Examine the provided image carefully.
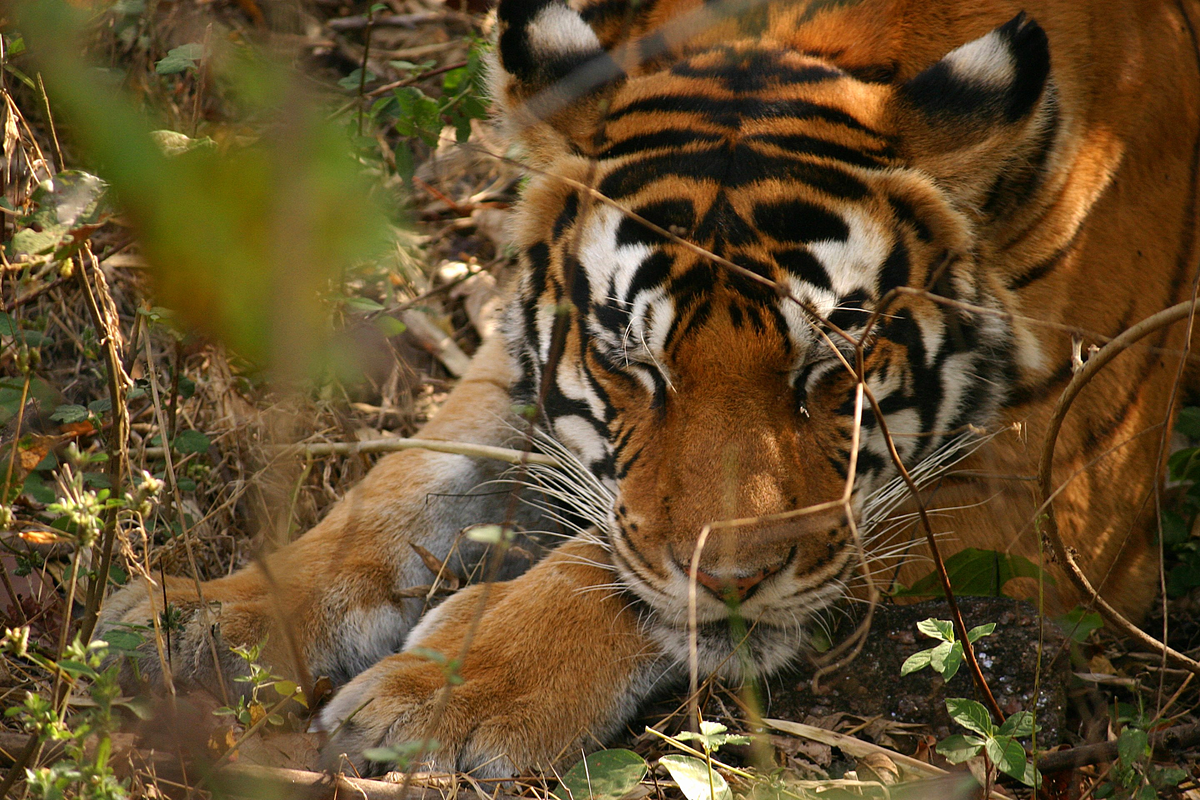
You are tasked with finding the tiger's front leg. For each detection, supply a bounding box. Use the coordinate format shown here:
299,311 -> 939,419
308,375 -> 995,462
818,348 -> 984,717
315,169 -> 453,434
99,336 -> 540,692
320,538 -> 673,778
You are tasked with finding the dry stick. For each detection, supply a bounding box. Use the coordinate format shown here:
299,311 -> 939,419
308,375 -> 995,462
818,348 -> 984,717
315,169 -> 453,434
76,246 -> 131,645
1036,299 -> 1200,677
142,333 -> 235,704
3,274 -> 71,312
365,60 -> 468,99
144,437 -> 560,467
356,5 -> 376,137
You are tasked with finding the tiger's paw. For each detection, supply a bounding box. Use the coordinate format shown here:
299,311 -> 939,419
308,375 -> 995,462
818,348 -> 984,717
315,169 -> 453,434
318,545 -> 662,778
318,650 -> 534,779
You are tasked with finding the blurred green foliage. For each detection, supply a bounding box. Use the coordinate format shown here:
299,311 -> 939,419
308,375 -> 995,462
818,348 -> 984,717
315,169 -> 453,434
20,0 -> 398,374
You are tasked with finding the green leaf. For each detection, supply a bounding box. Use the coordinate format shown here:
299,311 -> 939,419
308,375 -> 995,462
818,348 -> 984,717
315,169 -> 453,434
50,404 -> 89,423
659,755 -> 730,800
1176,406 -> 1200,439
393,86 -> 442,146
892,548 -> 1053,598
23,473 -> 56,504
997,710 -> 1037,738
114,695 -> 154,719
374,315 -> 406,337
1117,727 -> 1148,768
966,623 -> 996,643
464,524 -> 513,545
343,295 -> 385,313
15,329 -> 53,347
899,648 -> 933,676
934,734 -> 984,764
946,698 -> 994,737
553,749 -> 648,800
362,740 -> 435,768
149,130 -> 217,157
156,43 -> 205,75
985,736 -> 1031,785
99,628 -> 144,653
916,618 -> 955,642
939,641 -> 964,681
57,659 -> 98,678
173,429 -> 211,454
1057,606 -> 1105,643
927,640 -> 957,679
338,68 -> 375,91
6,171 -> 108,261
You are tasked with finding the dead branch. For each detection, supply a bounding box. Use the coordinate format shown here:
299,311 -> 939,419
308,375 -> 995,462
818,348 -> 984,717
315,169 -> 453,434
1034,722 -> 1200,774
1037,299 -> 1200,677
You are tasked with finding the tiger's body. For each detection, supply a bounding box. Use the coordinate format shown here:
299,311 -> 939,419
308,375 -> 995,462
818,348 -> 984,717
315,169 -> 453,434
102,0 -> 1200,777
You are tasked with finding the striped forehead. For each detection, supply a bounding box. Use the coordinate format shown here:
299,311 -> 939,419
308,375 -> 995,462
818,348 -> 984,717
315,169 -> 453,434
575,199 -> 892,353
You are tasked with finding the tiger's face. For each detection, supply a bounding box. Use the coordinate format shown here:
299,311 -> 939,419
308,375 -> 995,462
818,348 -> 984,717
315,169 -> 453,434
496,1 -> 1054,670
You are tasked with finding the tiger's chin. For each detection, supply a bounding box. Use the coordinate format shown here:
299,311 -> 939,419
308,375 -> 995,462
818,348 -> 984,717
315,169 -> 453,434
613,564 -> 852,681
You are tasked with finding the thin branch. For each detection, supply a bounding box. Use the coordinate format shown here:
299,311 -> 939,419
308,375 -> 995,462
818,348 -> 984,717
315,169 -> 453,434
1037,299 -> 1200,677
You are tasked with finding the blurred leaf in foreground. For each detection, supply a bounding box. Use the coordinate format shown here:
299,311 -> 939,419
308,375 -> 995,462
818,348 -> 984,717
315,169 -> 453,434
21,0 -> 396,376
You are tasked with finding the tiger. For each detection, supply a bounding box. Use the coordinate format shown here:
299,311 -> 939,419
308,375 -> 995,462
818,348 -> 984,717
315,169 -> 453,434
100,0 -> 1200,778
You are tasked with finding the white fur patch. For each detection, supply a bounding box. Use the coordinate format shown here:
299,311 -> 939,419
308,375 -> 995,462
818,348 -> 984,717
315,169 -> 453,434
807,208 -> 892,300
580,205 -> 655,304
943,30 -> 1016,89
554,414 -> 609,467
527,4 -> 602,60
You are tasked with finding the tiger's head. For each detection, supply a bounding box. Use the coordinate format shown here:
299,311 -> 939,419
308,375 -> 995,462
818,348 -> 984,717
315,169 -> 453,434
493,0 -> 1056,673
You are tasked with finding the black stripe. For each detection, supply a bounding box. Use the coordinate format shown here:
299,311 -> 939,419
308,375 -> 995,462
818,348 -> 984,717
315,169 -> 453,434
746,133 -> 893,168
599,129 -> 724,159
606,93 -> 883,136
598,145 -> 870,200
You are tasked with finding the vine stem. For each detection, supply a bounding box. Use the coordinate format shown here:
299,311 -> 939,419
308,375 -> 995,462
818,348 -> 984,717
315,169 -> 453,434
1037,298 -> 1200,677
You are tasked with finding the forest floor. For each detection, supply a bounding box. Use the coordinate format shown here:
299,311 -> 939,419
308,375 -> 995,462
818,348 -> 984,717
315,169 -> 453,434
1,0 -> 1199,798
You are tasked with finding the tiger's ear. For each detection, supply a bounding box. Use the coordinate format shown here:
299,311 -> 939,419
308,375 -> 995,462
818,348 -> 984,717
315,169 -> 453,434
494,0 -> 625,143
894,13 -> 1054,212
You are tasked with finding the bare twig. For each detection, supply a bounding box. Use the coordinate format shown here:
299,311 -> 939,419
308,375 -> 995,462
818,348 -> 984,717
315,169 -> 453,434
1037,299 -> 1200,677
76,245 -> 131,645
327,12 -> 462,31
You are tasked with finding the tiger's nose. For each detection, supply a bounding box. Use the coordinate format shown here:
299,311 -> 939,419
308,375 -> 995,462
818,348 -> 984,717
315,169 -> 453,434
690,563 -> 783,602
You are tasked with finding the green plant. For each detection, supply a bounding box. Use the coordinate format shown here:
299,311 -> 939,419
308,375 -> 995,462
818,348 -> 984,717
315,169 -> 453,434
891,548 -> 1050,599
899,617 -> 995,682
648,721 -> 751,800
2,631 -> 137,800
1163,406 -> 1200,596
934,699 -> 1039,788
899,618 -> 1040,788
214,637 -> 306,728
